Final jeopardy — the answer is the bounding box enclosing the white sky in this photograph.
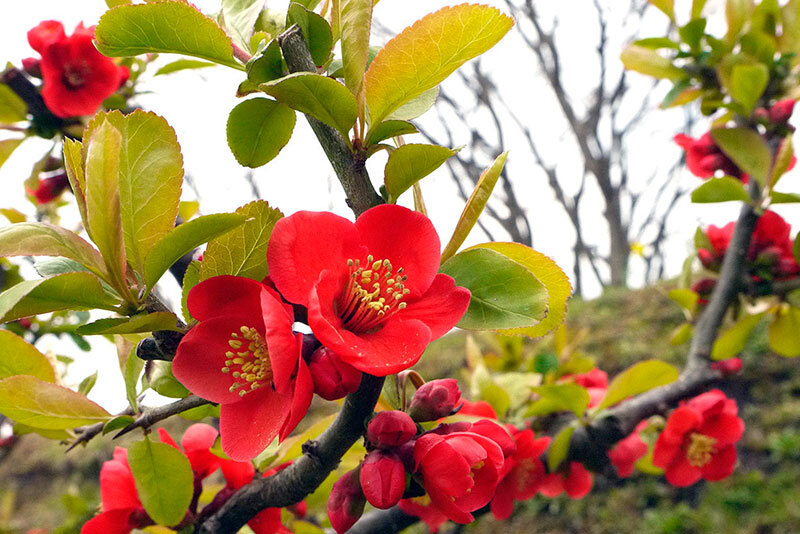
[0,0,798,412]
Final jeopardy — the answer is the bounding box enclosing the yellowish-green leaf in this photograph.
[155,59,217,76]
[0,330,55,382]
[727,0,754,42]
[128,438,194,526]
[0,209,25,224]
[0,375,111,429]
[384,144,456,202]
[0,138,24,171]
[441,152,506,263]
[529,384,590,418]
[339,0,373,96]
[769,305,800,357]
[712,312,764,360]
[691,176,751,203]
[649,0,675,20]
[77,312,181,335]
[711,127,771,186]
[227,98,296,168]
[668,288,698,312]
[62,139,87,225]
[178,201,200,222]
[261,73,357,138]
[181,261,201,323]
[200,200,283,281]
[597,360,679,410]
[620,45,685,81]
[364,120,418,147]
[221,0,264,52]
[692,0,708,18]
[770,135,793,189]
[385,86,439,121]
[671,322,694,345]
[365,4,513,124]
[95,1,242,70]
[729,63,768,114]
[547,425,575,472]
[286,3,333,66]
[0,84,27,123]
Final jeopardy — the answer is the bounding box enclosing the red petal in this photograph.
[662,406,702,440]
[652,433,680,470]
[157,428,179,450]
[173,316,261,405]
[220,458,256,489]
[262,293,301,394]
[490,476,516,520]
[354,205,441,298]
[100,448,139,510]
[427,485,474,524]
[187,276,268,322]
[219,387,293,461]
[701,444,737,481]
[400,274,471,340]
[181,423,219,452]
[278,357,313,441]
[27,20,65,54]
[268,211,365,305]
[538,473,564,497]
[247,507,288,534]
[698,413,744,446]
[81,508,137,534]
[564,462,592,499]
[664,455,702,487]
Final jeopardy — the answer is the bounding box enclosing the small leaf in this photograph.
[339,0,373,96]
[794,233,800,263]
[384,144,456,202]
[712,312,764,360]
[103,415,136,435]
[597,360,679,410]
[0,138,24,171]
[0,330,55,383]
[0,375,111,429]
[439,247,548,330]
[221,0,265,51]
[143,213,247,289]
[620,45,685,81]
[668,288,699,311]
[691,176,751,203]
[768,305,800,357]
[260,73,357,138]
[77,312,181,335]
[155,59,217,76]
[711,127,771,185]
[286,3,333,66]
[547,425,575,472]
[227,98,296,168]
[679,18,706,50]
[671,322,694,345]
[441,153,506,263]
[178,201,200,222]
[150,361,190,399]
[729,63,768,114]
[0,209,25,224]
[769,136,793,188]
[119,337,142,411]
[364,120,418,147]
[649,0,675,20]
[693,0,708,17]
[95,1,241,70]
[0,84,27,123]
[385,86,439,121]
[63,139,88,225]
[726,0,754,42]
[128,438,194,526]
[0,272,121,323]
[365,4,513,124]
[634,37,682,50]
[529,384,590,418]
[78,372,98,396]
[200,200,283,281]
[181,261,201,323]
[246,40,285,84]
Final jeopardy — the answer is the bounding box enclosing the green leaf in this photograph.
[181,261,201,323]
[286,3,333,66]
[691,176,751,203]
[246,40,285,84]
[385,87,439,122]
[384,144,456,202]
[12,423,71,440]
[221,0,264,51]
[200,200,283,282]
[63,139,87,225]
[0,375,111,429]
[365,4,513,124]
[441,152,506,263]
[128,438,194,526]
[0,84,27,123]
[150,361,191,399]
[671,322,694,345]
[533,353,559,375]
[0,223,108,280]
[0,330,55,383]
[679,18,706,50]
[711,127,771,185]
[439,247,548,330]
[0,138,24,171]
[95,1,242,70]
[547,425,575,472]
[694,226,713,252]
[634,37,681,50]
[529,384,590,418]
[649,0,675,20]
[620,45,685,81]
[769,305,800,357]
[339,0,373,97]
[226,98,296,168]
[155,59,217,76]
[712,312,764,360]
[597,360,679,410]
[668,288,699,311]
[103,415,135,435]
[729,63,768,114]
[83,119,129,297]
[692,0,708,18]
[727,0,754,42]
[769,136,793,189]
[474,242,572,338]
[143,213,247,289]
[364,120,417,147]
[78,372,98,396]
[77,312,181,335]
[0,273,121,323]
[794,232,800,263]
[260,73,357,138]
[120,338,142,411]
[34,258,91,278]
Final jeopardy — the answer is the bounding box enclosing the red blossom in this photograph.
[539,461,593,499]
[328,468,366,534]
[367,410,417,448]
[173,276,313,460]
[711,357,743,375]
[409,378,462,422]
[28,20,128,118]
[267,204,471,375]
[490,426,551,520]
[360,450,407,509]
[27,171,70,204]
[653,389,744,487]
[398,496,449,533]
[674,132,742,180]
[607,421,648,478]
[307,345,362,400]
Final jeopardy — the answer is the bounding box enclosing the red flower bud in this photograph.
[327,469,366,534]
[367,410,417,448]
[21,57,41,78]
[27,172,70,204]
[359,450,407,509]
[769,99,796,124]
[308,346,362,400]
[711,357,743,375]
[697,249,718,270]
[408,378,461,421]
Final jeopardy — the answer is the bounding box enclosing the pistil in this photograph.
[338,255,410,333]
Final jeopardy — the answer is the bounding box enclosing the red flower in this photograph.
[413,420,510,523]
[711,357,743,375]
[81,448,152,534]
[409,378,462,422]
[398,496,449,533]
[27,171,70,204]
[28,21,128,118]
[539,461,593,499]
[173,276,313,460]
[490,427,551,520]
[457,399,497,419]
[675,132,742,180]
[267,204,471,375]
[307,346,362,400]
[367,410,417,448]
[653,389,744,487]
[607,421,648,478]
[360,450,407,509]
[328,469,366,534]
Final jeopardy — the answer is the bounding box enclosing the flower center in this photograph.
[337,255,409,333]
[686,432,716,467]
[220,325,272,397]
[61,61,90,90]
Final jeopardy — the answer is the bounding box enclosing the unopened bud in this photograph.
[711,357,743,375]
[308,346,362,401]
[367,410,417,448]
[408,378,461,422]
[327,469,366,534]
[21,57,41,78]
[769,99,796,124]
[359,450,407,509]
